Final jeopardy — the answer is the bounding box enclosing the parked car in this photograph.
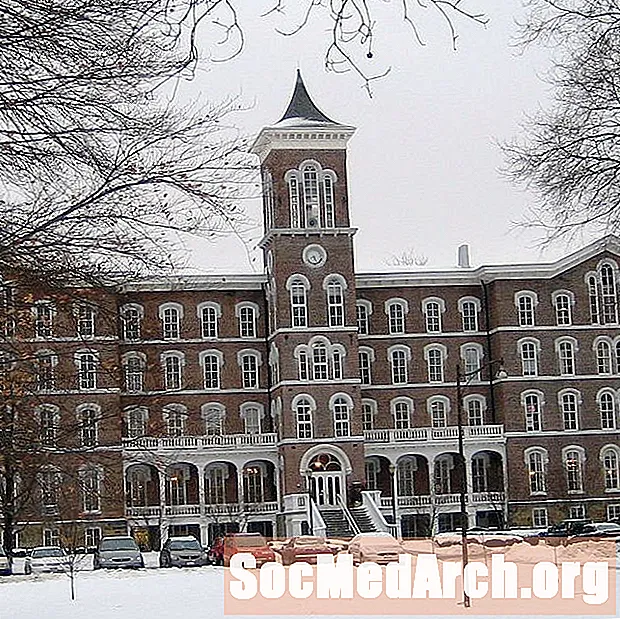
[348,532,403,565]
[279,536,337,566]
[575,522,620,539]
[538,518,593,538]
[159,536,209,568]
[24,546,70,574]
[223,533,275,567]
[93,536,144,570]
[0,545,11,575]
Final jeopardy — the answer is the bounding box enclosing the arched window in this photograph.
[289,278,308,328]
[462,345,482,379]
[237,304,257,338]
[241,404,263,435]
[559,390,580,430]
[34,301,54,338]
[120,304,143,341]
[163,405,187,437]
[515,292,537,327]
[397,458,417,496]
[423,299,442,333]
[362,400,376,431]
[202,404,225,436]
[323,174,335,228]
[472,454,488,493]
[553,292,573,326]
[426,347,444,383]
[359,349,372,385]
[297,349,309,381]
[365,459,379,491]
[303,165,320,225]
[356,302,370,335]
[434,456,452,494]
[519,340,539,377]
[35,351,57,392]
[563,449,584,493]
[288,175,302,228]
[76,351,98,390]
[325,277,345,327]
[522,391,543,432]
[200,352,222,390]
[162,353,183,390]
[77,405,100,447]
[124,354,145,392]
[587,262,619,325]
[243,463,267,504]
[459,298,479,332]
[295,397,313,439]
[598,391,616,430]
[76,304,96,338]
[80,467,102,513]
[596,340,613,375]
[37,405,60,446]
[238,351,260,389]
[126,407,147,438]
[465,396,485,426]
[160,303,182,340]
[312,342,329,380]
[331,396,351,437]
[556,339,576,375]
[200,305,219,339]
[392,399,411,430]
[429,398,447,428]
[389,347,409,385]
[205,464,228,504]
[602,447,620,490]
[386,300,407,334]
[525,448,547,494]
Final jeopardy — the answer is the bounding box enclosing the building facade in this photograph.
[4,73,620,549]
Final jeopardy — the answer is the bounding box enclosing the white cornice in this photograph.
[259,227,357,249]
[250,125,356,162]
[118,274,266,292]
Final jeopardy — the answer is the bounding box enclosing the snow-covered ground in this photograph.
[1,548,618,619]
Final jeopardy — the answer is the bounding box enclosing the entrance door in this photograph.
[310,472,343,507]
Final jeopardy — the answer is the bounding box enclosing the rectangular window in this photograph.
[388,303,405,334]
[82,470,101,512]
[558,342,575,375]
[122,308,141,341]
[312,346,329,381]
[427,350,444,383]
[607,504,620,521]
[390,350,408,385]
[467,399,484,426]
[569,504,585,520]
[166,413,185,437]
[162,308,180,339]
[85,527,101,549]
[80,410,98,447]
[298,351,309,381]
[532,508,548,528]
[290,283,307,328]
[524,395,542,432]
[561,394,579,430]
[43,528,60,547]
[77,305,95,337]
[528,452,546,494]
[463,347,480,379]
[362,403,374,431]
[327,282,345,327]
[424,303,441,333]
[127,409,146,438]
[521,343,538,377]
[36,355,55,391]
[125,357,144,392]
[393,404,410,430]
[77,354,97,390]
[554,295,572,326]
[332,350,343,381]
[517,295,535,327]
[244,408,262,435]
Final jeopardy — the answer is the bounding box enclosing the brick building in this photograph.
[4,72,620,549]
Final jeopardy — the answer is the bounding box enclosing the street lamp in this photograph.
[388,462,398,537]
[305,468,314,535]
[456,358,506,608]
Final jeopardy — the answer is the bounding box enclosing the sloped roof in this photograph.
[277,70,339,126]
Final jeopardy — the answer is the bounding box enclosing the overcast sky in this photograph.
[174,0,595,275]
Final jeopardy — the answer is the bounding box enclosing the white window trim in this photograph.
[554,336,579,355]
[285,274,311,291]
[160,350,186,365]
[358,346,376,362]
[384,298,410,315]
[386,344,412,362]
[322,273,348,291]
[457,296,481,313]
[356,299,373,315]
[421,297,446,313]
[423,343,448,361]
[426,395,451,414]
[236,349,263,367]
[158,302,184,320]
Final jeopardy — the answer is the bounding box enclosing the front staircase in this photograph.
[320,504,378,538]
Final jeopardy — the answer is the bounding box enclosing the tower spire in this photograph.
[279,70,337,125]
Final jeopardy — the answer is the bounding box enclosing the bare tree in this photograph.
[503,0,620,243]
[385,247,429,268]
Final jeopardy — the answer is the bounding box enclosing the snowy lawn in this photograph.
[1,547,618,619]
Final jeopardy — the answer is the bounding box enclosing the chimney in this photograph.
[457,244,471,268]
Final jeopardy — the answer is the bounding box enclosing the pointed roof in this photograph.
[277,70,338,126]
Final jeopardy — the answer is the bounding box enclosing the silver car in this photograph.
[0,545,10,575]
[25,546,70,574]
[159,536,209,568]
[93,536,144,570]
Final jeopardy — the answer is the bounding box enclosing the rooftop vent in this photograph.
[457,244,471,269]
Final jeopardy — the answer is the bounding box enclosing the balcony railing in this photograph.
[378,492,505,510]
[364,425,503,444]
[123,433,278,451]
[126,501,279,518]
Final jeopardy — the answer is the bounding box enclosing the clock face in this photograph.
[303,244,327,268]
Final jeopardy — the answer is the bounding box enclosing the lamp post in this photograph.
[456,358,506,608]
[305,468,314,535]
[388,462,398,537]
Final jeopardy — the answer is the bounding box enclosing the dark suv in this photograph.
[159,536,209,568]
[539,518,593,537]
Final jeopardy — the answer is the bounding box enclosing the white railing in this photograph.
[244,501,278,513]
[164,504,201,516]
[123,433,278,450]
[361,491,392,534]
[434,494,461,505]
[204,503,241,515]
[126,506,161,518]
[364,425,503,444]
[398,495,432,507]
[471,491,505,504]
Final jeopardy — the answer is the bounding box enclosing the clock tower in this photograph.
[251,72,365,526]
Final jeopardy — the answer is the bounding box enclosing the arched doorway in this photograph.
[308,453,343,507]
